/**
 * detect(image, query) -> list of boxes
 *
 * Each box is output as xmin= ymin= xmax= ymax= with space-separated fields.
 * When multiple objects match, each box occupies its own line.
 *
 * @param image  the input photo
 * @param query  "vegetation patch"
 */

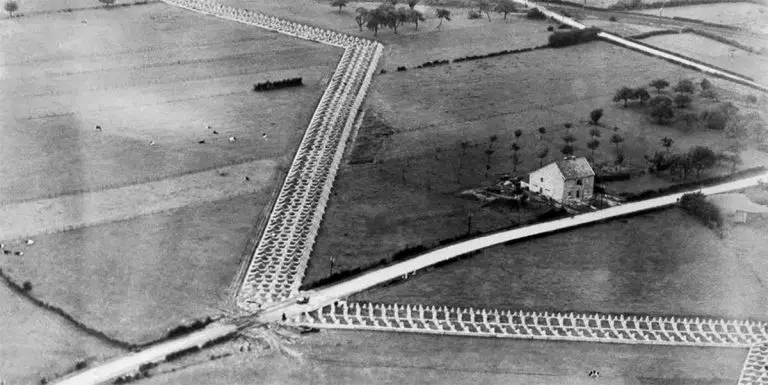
xmin=253 ymin=77 xmax=303 ymax=92
xmin=548 ymin=28 xmax=602 ymax=48
xmin=679 ymin=191 xmax=724 ymax=230
xmin=620 ymin=166 xmax=766 ymax=202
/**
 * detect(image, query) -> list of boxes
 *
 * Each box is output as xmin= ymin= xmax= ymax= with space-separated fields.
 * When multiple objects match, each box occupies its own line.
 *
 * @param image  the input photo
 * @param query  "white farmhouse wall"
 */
xmin=528 ymin=164 xmax=564 ymax=201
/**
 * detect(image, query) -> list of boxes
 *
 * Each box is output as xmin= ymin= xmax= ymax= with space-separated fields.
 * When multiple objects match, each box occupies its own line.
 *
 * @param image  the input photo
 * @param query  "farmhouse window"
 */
xmin=567 ymin=191 xmax=572 ymax=197
xmin=576 ymin=179 xmax=582 ymax=186
xmin=540 ymin=177 xmax=544 ymax=182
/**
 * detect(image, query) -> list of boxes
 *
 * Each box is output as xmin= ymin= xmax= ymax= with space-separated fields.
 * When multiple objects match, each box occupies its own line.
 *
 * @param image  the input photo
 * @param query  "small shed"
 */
xmin=707 ymin=193 xmax=768 ymax=223
xmin=528 ymin=156 xmax=595 ymax=203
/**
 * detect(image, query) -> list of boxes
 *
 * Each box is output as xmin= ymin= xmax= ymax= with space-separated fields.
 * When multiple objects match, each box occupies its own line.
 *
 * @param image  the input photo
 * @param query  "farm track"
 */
xmin=292 ymin=301 xmax=768 ymax=348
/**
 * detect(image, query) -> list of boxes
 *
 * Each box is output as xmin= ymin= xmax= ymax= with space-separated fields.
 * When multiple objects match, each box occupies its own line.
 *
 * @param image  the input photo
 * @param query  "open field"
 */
xmin=0 ymin=159 xmax=276 ymax=240
xmin=0 ymin=192 xmax=271 ymax=344
xmin=0 ymin=2 xmax=340 ymax=203
xmin=354 ymin=208 xmax=768 ymax=321
xmin=223 ymin=0 xmax=555 ymax=68
xmin=0 ymin=281 xmax=124 ymax=385
xmin=138 ymin=330 xmax=745 ymax=385
xmin=636 ymin=2 xmax=768 ymax=33
xmin=644 ymin=33 xmax=768 ymax=84
xmin=306 ymin=40 xmax=766 ymax=285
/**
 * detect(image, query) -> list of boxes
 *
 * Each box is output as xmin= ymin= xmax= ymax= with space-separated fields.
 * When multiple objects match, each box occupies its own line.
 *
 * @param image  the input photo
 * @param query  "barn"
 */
xmin=528 ymin=156 xmax=595 ymax=203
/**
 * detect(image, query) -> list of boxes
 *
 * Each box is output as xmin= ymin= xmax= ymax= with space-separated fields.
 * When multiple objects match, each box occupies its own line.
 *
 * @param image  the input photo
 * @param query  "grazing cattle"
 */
xmin=3 ymin=250 xmax=11 ymax=255
xmin=244 ymin=176 xmax=250 ymax=181
xmin=25 ymin=239 xmax=34 ymax=245
xmin=228 ymin=136 xmax=237 ymax=142
xmin=81 ymin=19 xmax=87 ymax=24
xmin=95 ymin=125 xmax=102 ymax=131
xmin=212 ymin=130 xmax=218 ymax=135
xmin=198 ymin=140 xmax=206 ymax=144
xmin=261 ymin=133 xmax=268 ymax=140
xmin=14 ymin=251 xmax=23 ymax=256
xmin=148 ymin=140 xmax=156 ymax=146
xmin=0 ymin=243 xmax=4 ymax=249
xmin=207 ymin=125 xmax=212 ymax=130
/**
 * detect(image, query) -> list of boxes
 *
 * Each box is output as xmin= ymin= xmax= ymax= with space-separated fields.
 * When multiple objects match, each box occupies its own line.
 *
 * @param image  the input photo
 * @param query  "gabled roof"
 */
xmin=552 ymin=157 xmax=595 ymax=179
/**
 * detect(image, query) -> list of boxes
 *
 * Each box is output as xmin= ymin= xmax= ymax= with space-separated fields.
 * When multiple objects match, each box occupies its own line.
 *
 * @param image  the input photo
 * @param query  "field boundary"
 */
xmin=3 ymin=0 xmax=160 ymax=20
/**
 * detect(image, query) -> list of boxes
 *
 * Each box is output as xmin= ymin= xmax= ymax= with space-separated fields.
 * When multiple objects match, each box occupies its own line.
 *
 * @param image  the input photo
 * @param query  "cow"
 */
xmin=229 ymin=136 xmax=237 ymax=142
xmin=95 ymin=125 xmax=102 ymax=132
xmin=25 ymin=239 xmax=34 ymax=245
xmin=198 ymin=140 xmax=206 ymax=144
xmin=14 ymin=251 xmax=23 ymax=256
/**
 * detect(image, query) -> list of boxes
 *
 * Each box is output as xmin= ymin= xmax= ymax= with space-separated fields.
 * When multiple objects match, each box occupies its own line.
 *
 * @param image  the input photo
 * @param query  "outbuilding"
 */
xmin=528 ymin=156 xmax=595 ymax=203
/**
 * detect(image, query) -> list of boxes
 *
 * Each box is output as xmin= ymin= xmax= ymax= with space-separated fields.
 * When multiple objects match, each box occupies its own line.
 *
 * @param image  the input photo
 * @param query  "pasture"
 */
xmin=0 ymin=282 xmax=124 ymax=384
xmin=222 ymin=0 xmax=555 ymax=68
xmin=354 ymin=208 xmax=768 ymax=321
xmin=305 ymin=40 xmax=765 ymax=286
xmin=0 ymin=192 xmax=272 ymax=343
xmin=636 ymin=2 xmax=768 ymax=33
xmin=137 ymin=330 xmax=744 ymax=385
xmin=643 ymin=33 xmax=768 ymax=85
xmin=0 ymin=2 xmax=340 ymax=203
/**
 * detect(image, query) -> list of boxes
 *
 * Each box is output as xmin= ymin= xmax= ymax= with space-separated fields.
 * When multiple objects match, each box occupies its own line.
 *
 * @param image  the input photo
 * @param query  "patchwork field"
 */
xmin=0 ymin=2 xmax=340 ymax=203
xmin=636 ymin=2 xmax=768 ymax=33
xmin=138 ymin=330 xmax=745 ymax=385
xmin=0 ymin=282 xmax=124 ymax=385
xmin=354 ymin=208 xmax=768 ymax=321
xmin=306 ymin=40 xmax=765 ymax=286
xmin=0 ymin=192 xmax=273 ymax=344
xmin=643 ymin=33 xmax=768 ymax=85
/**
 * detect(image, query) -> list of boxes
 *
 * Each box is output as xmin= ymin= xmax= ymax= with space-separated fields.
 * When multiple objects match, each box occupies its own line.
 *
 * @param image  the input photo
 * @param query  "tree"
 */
xmin=700 ymin=89 xmax=718 ymax=101
xmin=587 ymin=138 xmax=600 ymax=159
xmin=614 ymin=150 xmax=625 ymax=166
xmin=700 ymin=109 xmax=728 ymax=130
xmin=700 ymin=78 xmax=713 ymax=90
xmin=649 ymin=78 xmax=669 ymax=93
xmin=590 ymin=108 xmax=603 ymax=125
xmin=494 ymin=0 xmax=517 ymax=20
xmin=396 ymin=7 xmax=410 ymax=27
xmin=561 ymin=144 xmax=575 ymax=155
xmin=536 ymin=145 xmax=549 ymax=166
xmin=660 ymin=136 xmax=674 ymax=153
xmin=688 ymin=145 xmax=717 ymax=176
xmin=589 ymin=127 xmax=601 ymax=139
xmin=436 ymin=8 xmax=451 ymax=29
xmin=538 ymin=126 xmax=547 ymax=137
xmin=673 ymin=93 xmax=692 ymax=108
xmin=488 ymin=134 xmax=498 ymax=149
xmin=670 ymin=153 xmax=693 ymax=179
xmin=4 ymin=0 xmax=18 ymax=18
xmin=408 ymin=0 xmax=419 ymax=8
xmin=633 ymin=87 xmax=650 ymax=104
xmin=673 ymin=79 xmax=695 ymax=94
xmin=511 ymin=142 xmax=521 ymax=171
xmin=367 ymin=6 xmax=395 ymax=36
xmin=561 ymin=132 xmax=577 ymax=145
xmin=22 ymin=281 xmax=32 ymax=291
xmin=514 ymin=129 xmax=523 ymax=142
xmin=332 ymin=0 xmax=348 ymax=13
xmin=610 ymin=133 xmax=624 ymax=150
xmin=650 ymin=95 xmax=674 ymax=124
xmin=98 ymin=0 xmax=116 ymax=6
xmin=613 ymin=86 xmax=635 ymax=107
xmin=484 ymin=149 xmax=495 ymax=179
xmin=408 ymin=8 xmax=425 ymax=30
xmin=719 ymin=151 xmax=742 ymax=172
xmin=355 ymin=8 xmax=369 ymax=32
xmin=679 ymin=112 xmax=699 ymax=133
xmin=477 ymin=0 xmax=492 ymax=21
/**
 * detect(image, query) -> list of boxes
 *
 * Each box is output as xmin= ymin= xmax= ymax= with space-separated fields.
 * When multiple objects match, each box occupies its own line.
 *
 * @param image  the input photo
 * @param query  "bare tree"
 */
xmin=4 ymin=0 xmax=18 ymax=18
xmin=332 ymin=0 xmax=349 ymax=13
xmin=436 ymin=8 xmax=451 ymax=29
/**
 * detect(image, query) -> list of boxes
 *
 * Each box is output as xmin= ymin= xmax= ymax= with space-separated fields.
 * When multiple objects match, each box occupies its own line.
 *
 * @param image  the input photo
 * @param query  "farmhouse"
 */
xmin=528 ymin=156 xmax=595 ymax=203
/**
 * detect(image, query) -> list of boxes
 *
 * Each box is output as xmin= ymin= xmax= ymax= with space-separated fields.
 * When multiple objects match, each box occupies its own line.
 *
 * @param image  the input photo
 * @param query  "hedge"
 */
xmin=548 ymin=27 xmax=601 ymax=48
xmin=595 ymin=173 xmax=632 ymax=182
xmin=628 ymin=29 xmax=681 ymax=40
xmin=526 ymin=7 xmax=547 ymax=20
xmin=687 ymin=29 xmax=758 ymax=54
xmin=620 ymin=166 xmax=766 ymax=202
xmin=679 ymin=191 xmax=724 ymax=229
xmin=253 ymin=77 xmax=303 ymax=92
xmin=671 ymin=15 xmax=741 ymax=30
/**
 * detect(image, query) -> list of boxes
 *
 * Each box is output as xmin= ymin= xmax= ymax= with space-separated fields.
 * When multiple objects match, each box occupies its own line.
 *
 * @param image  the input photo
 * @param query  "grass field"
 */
xmin=354 ymin=207 xmax=768 ymax=321
xmin=636 ymin=2 xmax=768 ymax=33
xmin=0 ymin=282 xmax=124 ymax=385
xmin=0 ymin=159 xmax=277 ymax=240
xmin=223 ymin=0 xmax=556 ymax=68
xmin=0 ymin=2 xmax=340 ymax=203
xmin=305 ymin=40 xmax=765 ymax=286
xmin=643 ymin=34 xmax=768 ymax=85
xmin=0 ymin=192 xmax=274 ymax=344
xmin=137 ymin=330 xmax=745 ymax=385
